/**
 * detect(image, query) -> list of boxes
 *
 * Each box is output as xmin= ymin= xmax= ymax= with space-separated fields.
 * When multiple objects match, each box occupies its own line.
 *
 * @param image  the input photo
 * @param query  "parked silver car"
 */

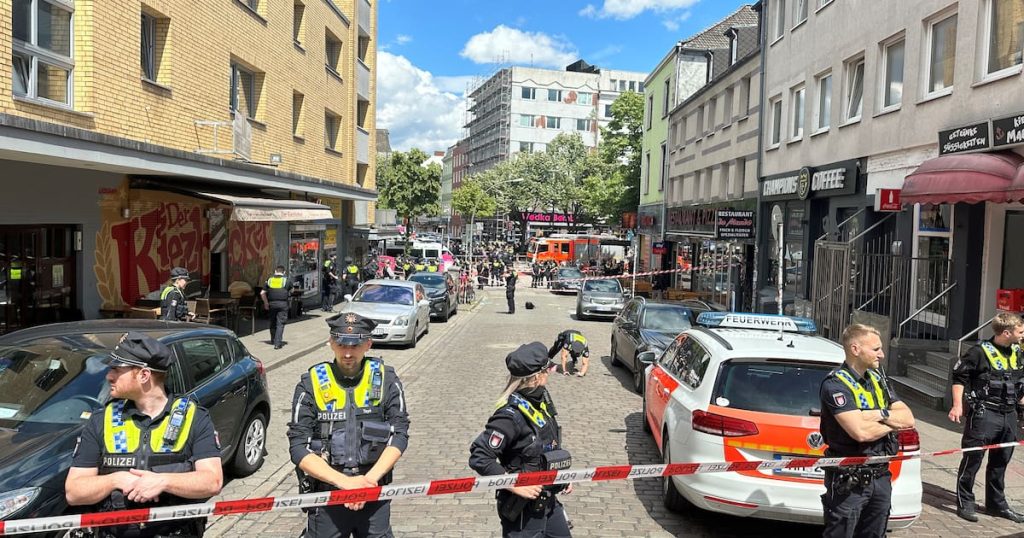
xmin=576 ymin=278 xmax=627 ymax=320
xmin=340 ymin=280 xmax=430 ymax=347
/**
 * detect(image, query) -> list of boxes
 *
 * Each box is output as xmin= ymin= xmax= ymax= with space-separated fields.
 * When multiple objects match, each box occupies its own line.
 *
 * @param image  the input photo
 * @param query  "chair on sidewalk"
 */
xmin=236 ymin=294 xmax=260 ymax=336
xmin=193 ymin=298 xmax=227 ymax=326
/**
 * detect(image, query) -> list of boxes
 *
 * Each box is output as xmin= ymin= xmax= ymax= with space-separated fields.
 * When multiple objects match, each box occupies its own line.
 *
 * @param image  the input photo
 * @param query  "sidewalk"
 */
xmin=237 ymin=308 xmax=337 ymax=372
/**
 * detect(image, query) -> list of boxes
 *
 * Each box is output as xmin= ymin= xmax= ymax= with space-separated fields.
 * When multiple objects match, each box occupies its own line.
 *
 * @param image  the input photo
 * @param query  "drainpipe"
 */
xmin=753 ymin=0 xmax=767 ymax=313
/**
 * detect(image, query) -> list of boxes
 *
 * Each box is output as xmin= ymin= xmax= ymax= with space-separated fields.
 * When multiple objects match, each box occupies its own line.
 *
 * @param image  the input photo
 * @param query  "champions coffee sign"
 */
xmin=715 ymin=210 xmax=754 ymax=240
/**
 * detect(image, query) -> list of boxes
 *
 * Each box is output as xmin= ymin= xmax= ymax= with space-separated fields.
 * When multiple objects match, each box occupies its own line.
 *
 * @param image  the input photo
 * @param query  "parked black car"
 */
xmin=409 ymin=272 xmax=458 ymax=321
xmin=550 ymin=267 xmax=584 ymax=293
xmin=676 ymin=299 xmax=726 ymax=322
xmin=0 ymin=319 xmax=270 ymax=531
xmin=611 ymin=298 xmax=694 ymax=393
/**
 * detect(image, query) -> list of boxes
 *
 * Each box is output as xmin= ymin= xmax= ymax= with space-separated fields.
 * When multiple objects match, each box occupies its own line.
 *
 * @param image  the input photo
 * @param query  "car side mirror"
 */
xmin=637 ymin=351 xmax=657 ymax=365
xmin=620 ymin=321 xmax=636 ymax=330
xmin=344 ymin=294 xmax=353 ymax=302
xmin=418 ymin=299 xmax=430 ymax=307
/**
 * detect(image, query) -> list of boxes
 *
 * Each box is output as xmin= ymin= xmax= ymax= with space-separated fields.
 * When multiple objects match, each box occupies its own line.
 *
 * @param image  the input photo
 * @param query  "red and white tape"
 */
xmin=518 ymin=264 xmax=744 ymax=284
xmin=2 ymin=440 xmax=1021 ymax=535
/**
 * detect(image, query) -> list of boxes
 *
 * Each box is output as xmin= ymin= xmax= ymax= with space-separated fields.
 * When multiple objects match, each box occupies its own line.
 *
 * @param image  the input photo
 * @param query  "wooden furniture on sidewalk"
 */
xmin=235 ymin=295 xmax=260 ymax=336
xmin=193 ymin=298 xmax=227 ymax=326
xmin=208 ymin=297 xmax=239 ymax=331
xmin=128 ymin=307 xmax=159 ymax=319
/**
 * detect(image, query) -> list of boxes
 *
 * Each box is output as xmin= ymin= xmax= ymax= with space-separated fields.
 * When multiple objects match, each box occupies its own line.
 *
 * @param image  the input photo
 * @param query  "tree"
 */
xmin=376 ymin=148 xmax=442 ymax=249
xmin=599 ymin=91 xmax=644 ymax=215
xmin=451 ymin=179 xmax=497 ymax=257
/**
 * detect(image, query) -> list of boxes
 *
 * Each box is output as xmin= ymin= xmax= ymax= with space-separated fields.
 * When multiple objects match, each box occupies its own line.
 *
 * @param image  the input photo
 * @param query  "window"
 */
xmin=325 ymin=29 xmax=342 ymax=76
xmin=177 ymin=339 xmax=231 ymax=387
xmin=925 ymin=13 xmax=957 ymax=95
xmin=984 ymin=0 xmax=1024 ymax=75
xmin=646 ymin=95 xmax=654 ymax=129
xmin=638 ymin=81 xmax=645 ymax=92
xmin=659 ymin=143 xmax=668 ymax=192
xmin=669 ymin=123 xmax=678 ymax=151
xmin=12 ymin=0 xmax=74 ymax=105
xmin=618 ymin=80 xmax=627 ymax=92
xmin=140 ymin=10 xmax=168 ymax=85
xmin=576 ymin=119 xmax=592 ymax=131
xmin=643 ymin=152 xmax=651 ymax=194
xmin=662 ymin=79 xmax=671 ymax=116
xmin=675 ymin=338 xmax=711 ymax=389
xmin=728 ymin=32 xmax=738 ymax=65
xmin=696 ymin=107 xmax=704 ymax=136
xmin=714 ymin=361 xmax=834 ymax=415
xmin=733 ymin=157 xmax=746 ymax=198
xmin=578 ymin=92 xmax=592 ymax=105
xmin=773 ymin=0 xmax=787 ymax=41
xmin=325 ymin=111 xmax=341 ymax=151
xmin=521 ymin=86 xmax=536 ymax=100
xmin=519 ymin=141 xmax=533 ymax=153
xmin=844 ymin=56 xmax=865 ymax=121
xmin=816 ymin=72 xmax=832 ymax=130
xmin=604 ymin=104 xmax=613 ymax=117
xmin=609 ymin=78 xmax=617 ymax=90
xmin=547 ymin=89 xmax=562 ymax=102
xmin=292 ymin=91 xmax=304 ymax=137
xmin=519 ymin=114 xmax=535 ymax=127
xmin=881 ymin=38 xmax=905 ymax=109
xmin=791 ymin=85 xmax=805 ymax=139
xmin=293 ymin=2 xmax=305 ymax=46
xmin=719 ymin=162 xmax=730 ymax=199
xmin=769 ymin=97 xmax=782 ymax=146
xmin=707 ymin=98 xmax=717 ymax=131
xmin=230 ymin=63 xmax=259 ymax=119
xmin=244 ymin=0 xmax=260 ymax=12
xmin=818 ymin=0 xmax=834 ymax=8
xmin=545 ymin=116 xmax=560 ymax=129
xmin=740 ymin=76 xmax=752 ymax=116
xmin=724 ymin=87 xmax=734 ymax=124
xmin=694 ymin=170 xmax=703 ymax=200
xmin=793 ymin=0 xmax=807 ymax=27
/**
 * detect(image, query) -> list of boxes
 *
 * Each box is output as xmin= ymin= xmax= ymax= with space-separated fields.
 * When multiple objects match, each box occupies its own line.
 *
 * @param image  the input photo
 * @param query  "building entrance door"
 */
xmin=0 ymin=226 xmax=78 ymax=333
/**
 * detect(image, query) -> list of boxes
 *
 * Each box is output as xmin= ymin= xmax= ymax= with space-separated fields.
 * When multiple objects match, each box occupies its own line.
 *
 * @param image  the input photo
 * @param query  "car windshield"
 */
xmin=559 ymin=269 xmax=583 ymax=279
xmin=0 ymin=344 xmax=110 ymax=428
xmin=353 ymin=284 xmax=414 ymax=306
xmin=714 ymin=360 xmax=835 ymax=416
xmin=583 ymin=280 xmax=620 ymax=293
xmin=641 ymin=305 xmax=692 ymax=332
xmin=410 ymin=275 xmax=445 ymax=288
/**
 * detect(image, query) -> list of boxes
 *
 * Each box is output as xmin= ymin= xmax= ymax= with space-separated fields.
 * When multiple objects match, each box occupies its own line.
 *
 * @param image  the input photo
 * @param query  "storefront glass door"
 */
xmin=910 ymin=204 xmax=953 ymax=326
xmin=0 ymin=226 xmax=77 ymax=333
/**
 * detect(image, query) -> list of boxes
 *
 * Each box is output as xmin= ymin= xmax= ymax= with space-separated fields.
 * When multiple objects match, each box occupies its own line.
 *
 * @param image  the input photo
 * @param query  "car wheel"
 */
xmin=610 ymin=337 xmax=622 ymax=367
xmin=230 ymin=411 xmax=267 ymax=477
xmin=633 ymin=355 xmax=644 ymax=394
xmin=641 ymin=389 xmax=652 ymax=434
xmin=409 ymin=323 xmax=419 ymax=348
xmin=662 ymin=432 xmax=689 ymax=513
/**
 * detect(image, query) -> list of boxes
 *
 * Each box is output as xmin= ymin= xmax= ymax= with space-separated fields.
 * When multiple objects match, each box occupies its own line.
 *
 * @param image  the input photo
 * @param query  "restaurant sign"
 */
xmin=715 ymin=210 xmax=755 ymax=240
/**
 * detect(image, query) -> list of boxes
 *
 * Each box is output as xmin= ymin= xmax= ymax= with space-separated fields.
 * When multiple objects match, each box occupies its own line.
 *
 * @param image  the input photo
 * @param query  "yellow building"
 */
xmin=0 ymin=0 xmax=377 ymax=331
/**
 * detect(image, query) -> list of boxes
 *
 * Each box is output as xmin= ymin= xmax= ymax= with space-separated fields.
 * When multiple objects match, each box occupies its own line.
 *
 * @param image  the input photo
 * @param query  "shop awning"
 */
xmin=903 ymin=151 xmax=1024 ymax=205
xmin=196 ymin=192 xmax=335 ymax=222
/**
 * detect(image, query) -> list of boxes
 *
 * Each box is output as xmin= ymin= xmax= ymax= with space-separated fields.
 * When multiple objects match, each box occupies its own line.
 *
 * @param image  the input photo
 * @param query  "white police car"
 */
xmin=640 ymin=312 xmax=921 ymax=527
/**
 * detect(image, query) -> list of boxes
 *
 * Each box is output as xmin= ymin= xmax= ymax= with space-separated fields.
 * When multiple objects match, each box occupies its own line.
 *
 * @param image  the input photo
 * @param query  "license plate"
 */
xmin=595 ymin=306 xmax=611 ymax=311
xmin=371 ymin=328 xmax=386 ymax=336
xmin=773 ymin=454 xmax=824 ymax=479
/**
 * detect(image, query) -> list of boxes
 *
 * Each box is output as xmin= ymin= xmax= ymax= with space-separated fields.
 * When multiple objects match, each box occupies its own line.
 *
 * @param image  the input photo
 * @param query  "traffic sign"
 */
xmin=874 ymin=188 xmax=902 ymax=212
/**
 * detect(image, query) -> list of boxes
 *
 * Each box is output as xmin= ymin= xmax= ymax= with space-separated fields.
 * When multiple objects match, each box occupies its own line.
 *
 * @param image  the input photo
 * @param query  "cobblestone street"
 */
xmin=203 ymin=284 xmax=1024 ymax=537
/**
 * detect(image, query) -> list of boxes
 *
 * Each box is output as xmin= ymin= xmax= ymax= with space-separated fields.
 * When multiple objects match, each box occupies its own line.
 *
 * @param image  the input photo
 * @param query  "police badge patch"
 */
xmin=832 ymin=392 xmax=847 ymax=407
xmin=488 ymin=431 xmax=505 ymax=449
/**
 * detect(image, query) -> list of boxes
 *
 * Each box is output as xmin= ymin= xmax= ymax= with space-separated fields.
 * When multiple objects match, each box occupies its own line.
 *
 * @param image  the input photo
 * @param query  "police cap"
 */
xmin=103 ymin=331 xmax=174 ymax=372
xmin=169 ymin=267 xmax=190 ymax=281
xmin=506 ymin=342 xmax=556 ymax=377
xmin=329 ymin=313 xmax=377 ymax=346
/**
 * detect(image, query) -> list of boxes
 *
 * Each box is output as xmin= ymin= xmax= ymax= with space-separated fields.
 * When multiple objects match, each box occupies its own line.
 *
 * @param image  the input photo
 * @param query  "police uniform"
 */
xmin=286 ymin=314 xmax=410 ymax=538
xmin=505 ymin=271 xmax=518 ymax=314
xmin=265 ymin=271 xmax=289 ymax=349
xmin=159 ymin=267 xmax=191 ymax=322
xmin=952 ymin=339 xmax=1024 ymax=521
xmin=818 ymin=364 xmax=898 ymax=538
xmin=343 ymin=257 xmax=361 ymax=297
xmin=470 ymin=342 xmax=571 ymax=538
xmin=548 ymin=331 xmax=589 ymax=373
xmin=323 ymin=258 xmax=338 ymax=312
xmin=71 ymin=333 xmax=221 ymax=538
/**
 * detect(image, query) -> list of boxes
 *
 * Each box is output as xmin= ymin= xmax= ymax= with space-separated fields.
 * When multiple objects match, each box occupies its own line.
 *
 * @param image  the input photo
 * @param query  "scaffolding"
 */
xmin=463 ymin=57 xmax=512 ymax=175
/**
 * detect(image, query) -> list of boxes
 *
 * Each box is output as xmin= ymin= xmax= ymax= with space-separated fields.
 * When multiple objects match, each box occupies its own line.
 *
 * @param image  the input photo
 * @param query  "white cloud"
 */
xmin=662 ymin=11 xmax=692 ymax=31
xmin=580 ymin=0 xmax=701 ymax=20
xmin=460 ymin=25 xmax=578 ymax=68
xmin=376 ymin=52 xmax=465 ymax=153
xmin=435 ymin=75 xmax=476 ymax=94
xmin=395 ymin=34 xmax=412 ymax=45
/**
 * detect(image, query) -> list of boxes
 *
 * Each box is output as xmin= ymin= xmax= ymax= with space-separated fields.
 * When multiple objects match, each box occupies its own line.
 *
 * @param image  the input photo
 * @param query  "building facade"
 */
xmin=758 ymin=0 xmax=1024 ymax=406
xmin=0 ymin=0 xmax=377 ymax=330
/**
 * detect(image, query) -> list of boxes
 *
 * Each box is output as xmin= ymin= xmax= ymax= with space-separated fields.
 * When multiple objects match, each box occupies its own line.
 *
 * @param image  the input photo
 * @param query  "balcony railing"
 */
xmin=356 ymin=127 xmax=370 ymax=164
xmin=357 ymin=60 xmax=370 ymax=101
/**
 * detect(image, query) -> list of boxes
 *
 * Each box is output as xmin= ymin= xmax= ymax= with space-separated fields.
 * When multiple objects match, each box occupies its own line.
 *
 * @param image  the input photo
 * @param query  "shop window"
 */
xmin=290 ymin=230 xmax=321 ymax=296
xmin=1001 ymin=212 xmax=1024 ymax=288
xmin=912 ymin=204 xmax=953 ymax=322
xmin=12 ymin=0 xmax=75 ymax=106
xmin=767 ymin=204 xmax=806 ymax=300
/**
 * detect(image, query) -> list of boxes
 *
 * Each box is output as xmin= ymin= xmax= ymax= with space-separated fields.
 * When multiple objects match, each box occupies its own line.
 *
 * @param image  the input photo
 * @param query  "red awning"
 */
xmin=1009 ymin=162 xmax=1024 ymax=202
xmin=903 ymin=151 xmax=1024 ymax=205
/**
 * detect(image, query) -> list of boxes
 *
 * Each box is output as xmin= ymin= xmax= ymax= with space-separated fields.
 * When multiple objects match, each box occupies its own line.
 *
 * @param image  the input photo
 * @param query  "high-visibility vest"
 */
xmin=981 ymin=341 xmax=1021 ymax=371
xmin=832 ymin=369 xmax=887 ymax=410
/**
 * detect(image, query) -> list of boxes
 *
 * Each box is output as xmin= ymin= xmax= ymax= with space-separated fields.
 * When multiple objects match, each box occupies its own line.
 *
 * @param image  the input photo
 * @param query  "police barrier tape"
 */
xmin=519 ymin=266 xmax=740 ymax=284
xmin=3 ymin=440 xmax=1023 ymax=535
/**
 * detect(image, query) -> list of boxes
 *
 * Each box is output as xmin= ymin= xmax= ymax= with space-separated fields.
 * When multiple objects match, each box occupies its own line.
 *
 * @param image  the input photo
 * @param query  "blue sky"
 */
xmin=377 ymin=0 xmax=751 ymax=152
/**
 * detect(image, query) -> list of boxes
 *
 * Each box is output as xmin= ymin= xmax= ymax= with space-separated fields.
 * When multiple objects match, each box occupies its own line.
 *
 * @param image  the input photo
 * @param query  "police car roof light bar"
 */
xmin=695 ymin=312 xmax=818 ymax=335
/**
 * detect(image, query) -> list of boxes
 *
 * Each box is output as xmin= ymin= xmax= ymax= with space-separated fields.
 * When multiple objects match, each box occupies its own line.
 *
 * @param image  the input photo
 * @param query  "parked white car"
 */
xmin=339 ymin=279 xmax=430 ymax=347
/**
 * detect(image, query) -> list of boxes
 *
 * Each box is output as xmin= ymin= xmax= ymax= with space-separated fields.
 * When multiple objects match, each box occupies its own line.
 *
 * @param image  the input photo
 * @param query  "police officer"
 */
xmin=400 ymin=257 xmax=413 ymax=280
xmin=504 ymin=268 xmax=518 ymax=315
xmin=65 ymin=332 xmax=223 ymax=537
xmin=363 ymin=256 xmax=379 ymax=282
xmin=287 ymin=313 xmax=410 ymax=538
xmin=323 ymin=257 xmax=339 ymax=312
xmin=949 ymin=312 xmax=1024 ymax=523
xmin=531 ymin=262 xmax=541 ymax=288
xmin=819 ymin=324 xmax=915 ymax=538
xmin=262 ymin=265 xmax=289 ymax=350
xmin=343 ymin=256 xmax=361 ymax=297
xmin=160 ymin=267 xmax=193 ymax=321
xmin=548 ymin=330 xmax=590 ymax=377
xmin=426 ymin=258 xmax=439 ymax=273
xmin=470 ymin=342 xmax=573 ymax=538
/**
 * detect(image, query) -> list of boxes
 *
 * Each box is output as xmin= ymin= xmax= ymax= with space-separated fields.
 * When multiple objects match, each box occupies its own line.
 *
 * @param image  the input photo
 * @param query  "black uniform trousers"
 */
xmin=268 ymin=300 xmax=288 ymax=347
xmin=507 ymin=290 xmax=515 ymax=314
xmin=821 ymin=469 xmax=891 ymax=538
xmin=957 ymin=405 xmax=1019 ymax=511
xmin=498 ymin=495 xmax=571 ymax=538
xmin=305 ymin=501 xmax=394 ymax=538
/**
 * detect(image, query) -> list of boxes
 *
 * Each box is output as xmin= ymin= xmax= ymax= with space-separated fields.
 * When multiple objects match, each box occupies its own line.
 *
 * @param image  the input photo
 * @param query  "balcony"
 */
xmin=358 ymin=0 xmax=371 ymax=36
xmin=357 ymin=60 xmax=370 ymax=101
xmin=357 ymin=127 xmax=370 ymax=164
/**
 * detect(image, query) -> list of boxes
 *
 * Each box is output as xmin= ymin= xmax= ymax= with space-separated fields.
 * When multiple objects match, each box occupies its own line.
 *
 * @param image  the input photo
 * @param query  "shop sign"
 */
xmin=652 ymin=241 xmax=667 ymax=255
xmin=874 ymin=188 xmax=901 ymax=212
xmin=666 ymin=207 xmax=717 ymax=235
xmin=760 ymin=159 xmax=859 ymax=201
xmin=715 ymin=210 xmax=755 ymax=240
xmin=993 ymin=113 xmax=1024 ymax=149
xmin=519 ymin=211 xmax=575 ymax=223
xmin=938 ymin=121 xmax=990 ymax=155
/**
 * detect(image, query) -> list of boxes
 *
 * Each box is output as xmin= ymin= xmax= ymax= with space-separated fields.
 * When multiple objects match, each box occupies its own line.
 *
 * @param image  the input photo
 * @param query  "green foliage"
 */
xmin=599 ymin=91 xmax=644 ymax=213
xmin=376 ymin=148 xmax=442 ymax=243
xmin=451 ymin=179 xmax=496 ymax=218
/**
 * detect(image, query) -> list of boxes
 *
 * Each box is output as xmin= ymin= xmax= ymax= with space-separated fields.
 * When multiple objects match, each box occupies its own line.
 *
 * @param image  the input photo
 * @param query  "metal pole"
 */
xmin=777 ymin=222 xmax=784 ymax=316
xmin=631 ymin=236 xmax=639 ymax=297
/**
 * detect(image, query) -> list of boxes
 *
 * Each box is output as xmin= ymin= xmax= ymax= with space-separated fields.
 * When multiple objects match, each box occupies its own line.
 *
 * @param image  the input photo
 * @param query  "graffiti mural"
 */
xmin=228 ymin=221 xmax=273 ymax=287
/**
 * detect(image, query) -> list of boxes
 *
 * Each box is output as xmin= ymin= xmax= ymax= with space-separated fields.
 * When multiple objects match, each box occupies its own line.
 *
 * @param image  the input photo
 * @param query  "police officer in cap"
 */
xmin=287 ymin=313 xmax=410 ymax=538
xmin=262 ymin=265 xmax=290 ymax=350
xmin=343 ymin=256 xmax=361 ymax=297
xmin=949 ymin=312 xmax=1024 ymax=523
xmin=548 ymin=330 xmax=590 ymax=377
xmin=66 ymin=332 xmax=223 ymax=537
xmin=470 ymin=342 xmax=573 ymax=538
xmin=819 ymin=324 xmax=915 ymax=538
xmin=160 ymin=267 xmax=194 ymax=321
